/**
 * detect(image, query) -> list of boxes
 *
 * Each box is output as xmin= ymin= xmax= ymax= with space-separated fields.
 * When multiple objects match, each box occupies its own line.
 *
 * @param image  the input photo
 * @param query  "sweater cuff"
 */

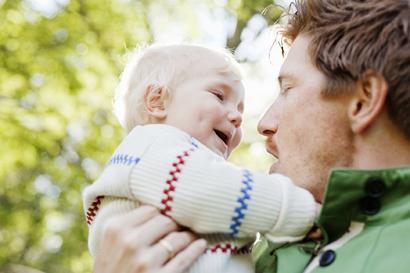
xmin=265 ymin=177 xmax=317 ymax=243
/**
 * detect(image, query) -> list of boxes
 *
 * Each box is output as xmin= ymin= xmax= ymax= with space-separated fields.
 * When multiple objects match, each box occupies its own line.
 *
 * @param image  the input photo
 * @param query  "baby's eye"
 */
xmin=210 ymin=90 xmax=224 ymax=101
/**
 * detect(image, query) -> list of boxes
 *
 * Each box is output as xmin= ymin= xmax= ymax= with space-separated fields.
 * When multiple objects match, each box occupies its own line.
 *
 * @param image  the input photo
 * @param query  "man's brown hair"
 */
xmin=282 ymin=0 xmax=410 ymax=138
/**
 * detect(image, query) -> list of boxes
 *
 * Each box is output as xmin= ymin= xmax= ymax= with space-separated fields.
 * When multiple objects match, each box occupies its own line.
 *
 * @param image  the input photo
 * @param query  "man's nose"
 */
xmin=257 ymin=104 xmax=278 ymax=137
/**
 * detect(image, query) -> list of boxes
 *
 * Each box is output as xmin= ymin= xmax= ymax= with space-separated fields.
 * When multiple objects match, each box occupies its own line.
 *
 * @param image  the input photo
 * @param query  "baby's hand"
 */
xmin=306 ymin=226 xmax=322 ymax=240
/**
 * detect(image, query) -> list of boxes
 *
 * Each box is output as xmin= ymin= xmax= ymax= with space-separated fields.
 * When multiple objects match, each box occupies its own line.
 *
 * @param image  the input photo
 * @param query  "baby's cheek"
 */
xmin=209 ymin=103 xmax=225 ymax=114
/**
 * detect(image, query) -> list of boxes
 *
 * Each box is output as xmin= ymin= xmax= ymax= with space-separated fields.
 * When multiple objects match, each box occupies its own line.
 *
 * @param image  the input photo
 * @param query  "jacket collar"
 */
xmin=317 ymin=166 xmax=410 ymax=244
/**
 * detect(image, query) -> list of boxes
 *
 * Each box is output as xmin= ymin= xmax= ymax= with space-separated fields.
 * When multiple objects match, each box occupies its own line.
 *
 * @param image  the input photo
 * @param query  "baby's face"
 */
xmin=165 ymin=61 xmax=245 ymax=159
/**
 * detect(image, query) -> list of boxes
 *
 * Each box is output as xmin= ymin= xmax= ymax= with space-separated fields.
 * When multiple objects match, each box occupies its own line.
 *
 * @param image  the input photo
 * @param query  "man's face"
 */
xmin=165 ymin=57 xmax=245 ymax=159
xmin=258 ymin=34 xmax=354 ymax=201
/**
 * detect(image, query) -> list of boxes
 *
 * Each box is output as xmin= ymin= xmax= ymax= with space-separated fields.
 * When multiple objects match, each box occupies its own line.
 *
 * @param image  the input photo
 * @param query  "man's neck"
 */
xmin=352 ymin=117 xmax=410 ymax=169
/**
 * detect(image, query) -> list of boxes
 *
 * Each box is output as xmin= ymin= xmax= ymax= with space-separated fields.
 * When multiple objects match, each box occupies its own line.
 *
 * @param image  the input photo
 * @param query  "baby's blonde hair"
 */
xmin=113 ymin=44 xmax=243 ymax=133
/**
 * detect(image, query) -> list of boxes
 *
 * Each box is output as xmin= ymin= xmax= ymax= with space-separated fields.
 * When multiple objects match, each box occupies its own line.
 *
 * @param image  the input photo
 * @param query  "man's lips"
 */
xmin=265 ymin=138 xmax=278 ymax=158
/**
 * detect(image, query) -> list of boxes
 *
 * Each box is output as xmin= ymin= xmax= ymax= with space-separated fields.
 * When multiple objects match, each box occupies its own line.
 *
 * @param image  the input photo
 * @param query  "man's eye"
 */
xmin=280 ymin=86 xmax=292 ymax=95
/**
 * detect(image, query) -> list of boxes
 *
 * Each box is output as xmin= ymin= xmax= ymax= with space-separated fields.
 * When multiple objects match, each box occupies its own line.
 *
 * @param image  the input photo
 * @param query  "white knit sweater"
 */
xmin=83 ymin=124 xmax=317 ymax=273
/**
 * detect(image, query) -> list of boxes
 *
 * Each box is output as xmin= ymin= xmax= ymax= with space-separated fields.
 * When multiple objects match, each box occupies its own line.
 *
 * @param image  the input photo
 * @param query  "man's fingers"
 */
xmin=95 ymin=205 xmax=204 ymax=273
xmin=161 ymin=239 xmax=207 ymax=273
xmin=104 ymin=213 xmax=179 ymax=262
xmin=97 ymin=206 xmax=161 ymax=272
xmin=130 ymin=214 xmax=179 ymax=246
xmin=103 ymin=206 xmax=159 ymax=237
xmin=148 ymin=231 xmax=198 ymax=266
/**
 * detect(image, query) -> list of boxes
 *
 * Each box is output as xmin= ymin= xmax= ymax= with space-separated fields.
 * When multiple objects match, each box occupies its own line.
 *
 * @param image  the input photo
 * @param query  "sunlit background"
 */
xmin=0 ymin=0 xmax=291 ymax=272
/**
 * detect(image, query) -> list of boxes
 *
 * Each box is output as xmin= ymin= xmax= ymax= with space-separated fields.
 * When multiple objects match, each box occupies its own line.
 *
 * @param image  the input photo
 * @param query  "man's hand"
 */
xmin=93 ymin=206 xmax=207 ymax=273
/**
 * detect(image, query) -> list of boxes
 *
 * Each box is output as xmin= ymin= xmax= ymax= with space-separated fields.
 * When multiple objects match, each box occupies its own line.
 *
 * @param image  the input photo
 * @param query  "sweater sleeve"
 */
xmin=127 ymin=126 xmax=317 ymax=242
xmin=83 ymin=125 xmax=317 ymax=247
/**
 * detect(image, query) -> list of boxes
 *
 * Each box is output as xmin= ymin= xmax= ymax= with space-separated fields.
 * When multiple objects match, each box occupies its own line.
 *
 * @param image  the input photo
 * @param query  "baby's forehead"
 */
xmin=183 ymin=65 xmax=243 ymax=92
xmin=142 ymin=45 xmax=244 ymax=89
xmin=189 ymin=62 xmax=240 ymax=78
xmin=185 ymin=54 xmax=241 ymax=78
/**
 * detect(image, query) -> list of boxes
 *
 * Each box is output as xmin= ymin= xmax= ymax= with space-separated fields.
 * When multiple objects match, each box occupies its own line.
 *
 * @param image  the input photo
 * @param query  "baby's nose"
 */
xmin=228 ymin=110 xmax=242 ymax=128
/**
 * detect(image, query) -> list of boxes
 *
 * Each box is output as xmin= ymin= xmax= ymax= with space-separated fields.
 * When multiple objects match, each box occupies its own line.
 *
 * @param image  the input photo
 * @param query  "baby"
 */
xmin=83 ymin=44 xmax=317 ymax=273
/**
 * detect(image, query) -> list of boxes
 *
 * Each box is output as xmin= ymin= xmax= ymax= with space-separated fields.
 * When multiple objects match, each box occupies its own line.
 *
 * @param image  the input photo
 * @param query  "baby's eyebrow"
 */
xmin=238 ymin=101 xmax=244 ymax=113
xmin=211 ymin=82 xmax=233 ymax=93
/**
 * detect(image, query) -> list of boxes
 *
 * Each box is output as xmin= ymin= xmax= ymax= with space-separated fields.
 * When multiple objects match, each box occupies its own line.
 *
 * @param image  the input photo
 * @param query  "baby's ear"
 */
xmin=143 ymin=84 xmax=169 ymax=120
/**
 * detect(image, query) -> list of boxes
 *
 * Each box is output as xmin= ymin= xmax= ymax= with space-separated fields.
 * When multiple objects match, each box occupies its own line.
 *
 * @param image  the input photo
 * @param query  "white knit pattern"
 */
xmin=83 ymin=124 xmax=317 ymax=273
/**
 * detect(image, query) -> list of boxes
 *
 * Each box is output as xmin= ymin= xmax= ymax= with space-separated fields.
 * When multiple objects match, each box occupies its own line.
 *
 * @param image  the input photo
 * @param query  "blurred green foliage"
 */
xmin=0 ymin=0 xmax=280 ymax=272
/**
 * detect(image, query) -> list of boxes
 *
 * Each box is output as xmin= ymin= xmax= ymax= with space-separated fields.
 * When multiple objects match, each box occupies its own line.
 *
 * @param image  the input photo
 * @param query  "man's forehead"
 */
xmin=278 ymin=58 xmax=301 ymax=83
xmin=278 ymin=35 xmax=312 ymax=80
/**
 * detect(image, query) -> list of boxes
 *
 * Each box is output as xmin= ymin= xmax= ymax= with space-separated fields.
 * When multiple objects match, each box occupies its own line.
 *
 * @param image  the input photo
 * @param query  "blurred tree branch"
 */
xmin=0 ymin=0 xmax=281 ymax=272
xmin=227 ymin=0 xmax=283 ymax=50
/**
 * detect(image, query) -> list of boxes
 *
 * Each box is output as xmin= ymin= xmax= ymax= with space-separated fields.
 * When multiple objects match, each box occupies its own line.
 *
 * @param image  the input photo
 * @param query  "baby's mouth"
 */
xmin=213 ymin=129 xmax=229 ymax=146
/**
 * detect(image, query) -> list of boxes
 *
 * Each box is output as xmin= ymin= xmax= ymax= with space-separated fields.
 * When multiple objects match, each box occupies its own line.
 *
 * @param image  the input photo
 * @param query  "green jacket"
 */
xmin=253 ymin=166 xmax=410 ymax=273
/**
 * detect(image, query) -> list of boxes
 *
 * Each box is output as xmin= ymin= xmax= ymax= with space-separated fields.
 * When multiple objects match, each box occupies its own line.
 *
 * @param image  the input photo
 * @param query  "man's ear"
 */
xmin=143 ymin=84 xmax=169 ymax=120
xmin=348 ymin=70 xmax=388 ymax=133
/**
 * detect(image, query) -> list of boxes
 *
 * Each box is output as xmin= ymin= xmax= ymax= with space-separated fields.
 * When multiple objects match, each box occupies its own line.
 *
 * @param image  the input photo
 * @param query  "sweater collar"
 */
xmin=316 ymin=166 xmax=410 ymax=244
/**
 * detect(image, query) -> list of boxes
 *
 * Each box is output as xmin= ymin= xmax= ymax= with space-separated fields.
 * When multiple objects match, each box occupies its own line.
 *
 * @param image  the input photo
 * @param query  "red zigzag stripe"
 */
xmin=160 ymin=148 xmax=195 ymax=216
xmin=86 ymin=195 xmax=104 ymax=226
xmin=206 ymin=243 xmax=238 ymax=254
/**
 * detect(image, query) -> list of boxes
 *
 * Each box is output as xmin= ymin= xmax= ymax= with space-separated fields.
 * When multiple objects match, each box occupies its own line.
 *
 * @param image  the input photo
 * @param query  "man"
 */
xmin=93 ymin=0 xmax=410 ymax=272
xmin=254 ymin=0 xmax=410 ymax=272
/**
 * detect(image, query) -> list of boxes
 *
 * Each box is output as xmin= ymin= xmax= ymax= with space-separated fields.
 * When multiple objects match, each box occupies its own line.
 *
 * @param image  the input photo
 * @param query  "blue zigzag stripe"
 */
xmin=229 ymin=169 xmax=254 ymax=237
xmin=107 ymin=154 xmax=140 ymax=166
xmin=190 ymin=138 xmax=199 ymax=148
